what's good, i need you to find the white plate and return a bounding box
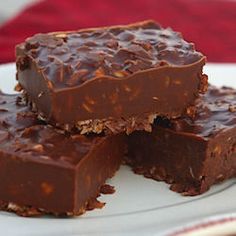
[0,63,236,236]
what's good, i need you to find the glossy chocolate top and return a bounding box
[166,86,236,138]
[0,93,107,166]
[18,20,203,89]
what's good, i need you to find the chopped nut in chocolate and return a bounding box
[0,93,125,216]
[16,20,207,134]
[127,86,236,196]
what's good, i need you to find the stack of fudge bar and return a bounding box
[0,20,235,217]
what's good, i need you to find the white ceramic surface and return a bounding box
[0,63,235,236]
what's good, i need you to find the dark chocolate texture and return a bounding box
[127,86,236,195]
[16,20,207,134]
[0,85,235,217]
[0,93,125,216]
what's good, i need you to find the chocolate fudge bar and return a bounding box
[127,86,236,195]
[16,20,207,134]
[0,93,125,216]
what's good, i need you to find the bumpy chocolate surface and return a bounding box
[127,86,236,195]
[0,93,125,216]
[0,86,235,217]
[19,21,202,88]
[0,94,106,165]
[16,20,207,134]
[166,86,236,138]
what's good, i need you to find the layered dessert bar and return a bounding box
[127,86,236,195]
[16,20,207,134]
[0,93,125,216]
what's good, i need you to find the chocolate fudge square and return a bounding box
[16,20,207,134]
[127,86,236,195]
[0,93,125,216]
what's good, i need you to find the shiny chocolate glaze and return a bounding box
[0,93,125,216]
[0,86,235,217]
[127,86,236,195]
[169,86,236,138]
[17,20,203,88]
[16,20,207,134]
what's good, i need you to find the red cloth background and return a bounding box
[0,0,236,64]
